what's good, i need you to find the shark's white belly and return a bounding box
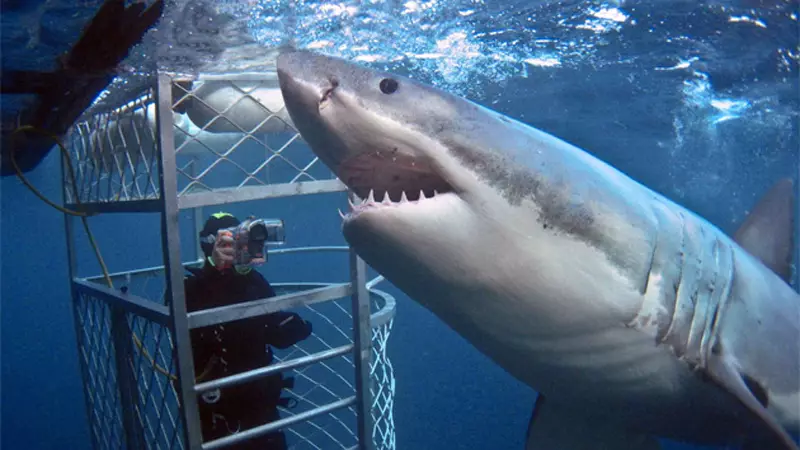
[386,203,742,440]
[420,284,739,441]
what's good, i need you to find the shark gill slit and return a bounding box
[648,206,686,345]
[660,210,692,355]
[685,223,711,361]
[702,237,734,366]
[686,225,734,369]
[698,236,723,362]
[657,210,734,370]
[628,200,686,343]
[641,225,659,295]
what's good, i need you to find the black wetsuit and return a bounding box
[184,263,313,449]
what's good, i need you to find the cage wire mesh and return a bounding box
[126,312,185,450]
[75,291,127,450]
[75,286,188,450]
[270,286,396,450]
[68,70,396,450]
[169,76,336,195]
[65,74,340,205]
[77,269,396,450]
[65,86,163,204]
[369,320,395,450]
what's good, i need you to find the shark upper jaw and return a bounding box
[342,185,457,221]
[336,149,459,222]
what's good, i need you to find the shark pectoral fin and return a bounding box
[525,394,662,450]
[706,351,800,450]
[733,177,795,283]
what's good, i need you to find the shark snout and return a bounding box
[277,50,348,112]
[277,50,330,114]
[276,50,353,172]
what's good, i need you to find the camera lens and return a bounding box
[249,223,268,241]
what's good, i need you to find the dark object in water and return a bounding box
[0,0,165,177]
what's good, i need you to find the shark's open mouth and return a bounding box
[337,150,454,219]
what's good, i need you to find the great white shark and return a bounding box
[275,49,800,450]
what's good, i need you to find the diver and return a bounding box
[184,212,313,449]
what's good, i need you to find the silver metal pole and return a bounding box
[62,147,101,450]
[203,397,357,450]
[195,344,354,393]
[111,305,146,449]
[190,159,204,262]
[155,72,204,450]
[349,237,374,450]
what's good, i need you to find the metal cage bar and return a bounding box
[177,179,346,210]
[350,250,375,450]
[73,278,171,325]
[195,344,355,394]
[187,283,352,329]
[156,72,204,449]
[62,152,103,450]
[111,305,146,449]
[190,160,205,263]
[203,397,358,450]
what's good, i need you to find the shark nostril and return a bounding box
[320,88,333,104]
[320,77,340,104]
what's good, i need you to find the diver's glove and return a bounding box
[211,230,236,270]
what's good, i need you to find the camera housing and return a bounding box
[205,217,285,266]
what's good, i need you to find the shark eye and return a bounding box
[379,78,399,94]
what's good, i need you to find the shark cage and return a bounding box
[60,68,396,450]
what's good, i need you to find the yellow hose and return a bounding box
[8,125,215,383]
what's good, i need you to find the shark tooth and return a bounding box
[348,198,356,210]
[338,208,347,219]
[382,190,392,205]
[367,189,375,204]
[400,191,409,203]
[419,189,426,201]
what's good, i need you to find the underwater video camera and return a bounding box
[205,217,285,266]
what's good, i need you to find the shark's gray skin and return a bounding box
[275,49,800,450]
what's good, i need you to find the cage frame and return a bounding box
[60,71,395,450]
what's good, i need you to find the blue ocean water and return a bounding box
[1,1,797,450]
